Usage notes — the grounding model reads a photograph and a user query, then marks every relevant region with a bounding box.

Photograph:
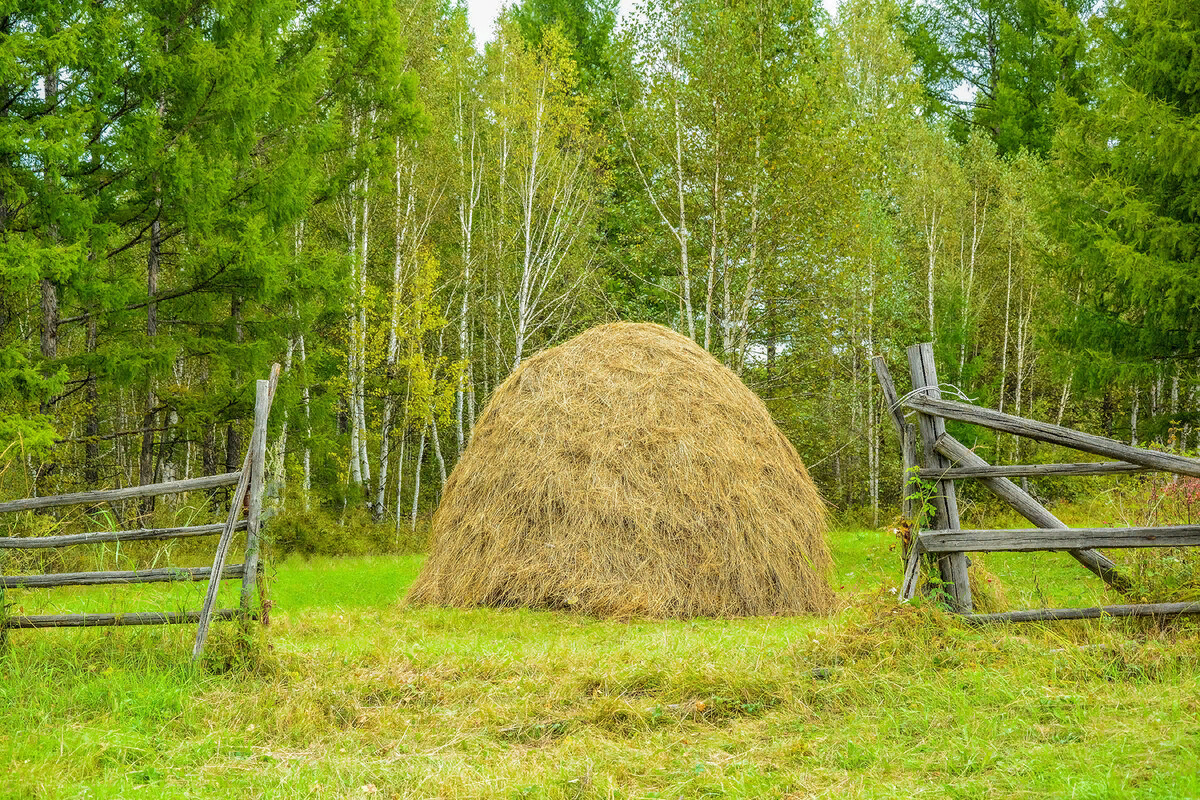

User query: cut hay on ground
[408,322,833,618]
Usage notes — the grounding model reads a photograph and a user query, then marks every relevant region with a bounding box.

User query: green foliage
[1049,0,1200,384]
[902,0,1092,155]
[266,504,427,558]
[509,0,618,87]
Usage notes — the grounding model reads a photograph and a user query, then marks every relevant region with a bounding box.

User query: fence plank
[906,343,972,611]
[920,525,1200,553]
[903,395,1200,478]
[919,461,1149,480]
[933,434,1128,592]
[964,602,1200,624]
[6,609,243,629]
[0,564,244,589]
[0,472,241,515]
[0,521,246,550]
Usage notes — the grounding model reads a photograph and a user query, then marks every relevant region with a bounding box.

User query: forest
[2,0,1197,529]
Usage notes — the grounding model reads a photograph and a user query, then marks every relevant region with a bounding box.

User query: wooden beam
[899,540,924,600]
[918,461,1149,480]
[240,377,271,621]
[0,521,246,550]
[0,564,244,589]
[0,472,241,515]
[963,602,1200,624]
[5,609,244,629]
[907,343,972,611]
[903,395,1200,479]
[872,355,908,436]
[194,363,281,661]
[0,566,243,592]
[920,525,1200,553]
[872,355,919,520]
[933,434,1128,593]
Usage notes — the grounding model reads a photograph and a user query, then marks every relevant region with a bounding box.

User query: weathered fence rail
[875,343,1200,623]
[0,472,242,514]
[0,365,280,659]
[0,520,247,550]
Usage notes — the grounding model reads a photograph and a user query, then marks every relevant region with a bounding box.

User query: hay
[407,322,834,618]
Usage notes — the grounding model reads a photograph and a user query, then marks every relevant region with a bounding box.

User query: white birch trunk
[410,424,426,531]
[299,334,312,501]
[1013,290,1029,462]
[924,199,939,341]
[455,96,481,454]
[346,116,362,489]
[999,220,1013,414]
[704,101,720,353]
[959,188,986,377]
[432,417,447,487]
[1056,375,1072,426]
[1131,388,1140,447]
[356,132,373,490]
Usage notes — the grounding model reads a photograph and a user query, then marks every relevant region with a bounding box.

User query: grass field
[2,528,1200,798]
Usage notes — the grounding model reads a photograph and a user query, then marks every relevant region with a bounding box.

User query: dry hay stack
[408,322,833,618]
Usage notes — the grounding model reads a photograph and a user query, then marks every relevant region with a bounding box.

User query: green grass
[2,533,1199,798]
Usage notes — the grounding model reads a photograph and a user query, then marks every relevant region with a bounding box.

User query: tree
[510,0,619,88]
[903,0,1093,155]
[483,18,603,369]
[1049,0,1200,437]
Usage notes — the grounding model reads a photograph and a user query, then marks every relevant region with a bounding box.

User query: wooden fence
[0,364,280,660]
[874,343,1200,623]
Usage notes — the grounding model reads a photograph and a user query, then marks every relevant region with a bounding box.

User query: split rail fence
[0,364,280,660]
[875,343,1200,623]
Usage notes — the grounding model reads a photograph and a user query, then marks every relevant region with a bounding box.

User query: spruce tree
[1050,0,1200,384]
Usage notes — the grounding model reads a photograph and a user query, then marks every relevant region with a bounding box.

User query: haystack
[408,322,833,618]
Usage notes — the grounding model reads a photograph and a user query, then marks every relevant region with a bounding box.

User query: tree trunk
[84,315,99,487]
[410,424,427,531]
[1131,388,1140,447]
[671,15,693,340]
[704,98,720,353]
[298,334,312,502]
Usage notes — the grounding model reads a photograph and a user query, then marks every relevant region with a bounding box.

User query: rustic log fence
[0,364,280,661]
[875,343,1200,623]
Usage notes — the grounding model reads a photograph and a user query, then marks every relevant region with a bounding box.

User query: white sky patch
[465,0,840,49]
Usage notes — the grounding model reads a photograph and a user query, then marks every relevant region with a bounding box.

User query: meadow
[2,525,1199,799]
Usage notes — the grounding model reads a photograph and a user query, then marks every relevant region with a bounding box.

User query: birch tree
[486,19,603,369]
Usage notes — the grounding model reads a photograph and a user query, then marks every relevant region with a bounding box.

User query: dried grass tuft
[407,322,834,618]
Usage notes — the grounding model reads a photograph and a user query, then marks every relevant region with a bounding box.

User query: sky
[465,0,840,48]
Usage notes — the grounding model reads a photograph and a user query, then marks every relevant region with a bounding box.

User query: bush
[265,504,428,558]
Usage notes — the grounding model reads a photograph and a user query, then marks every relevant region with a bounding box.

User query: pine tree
[1050,0,1200,387]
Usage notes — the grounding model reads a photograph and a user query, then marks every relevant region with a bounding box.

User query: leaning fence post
[872,356,920,524]
[239,378,270,624]
[906,343,972,612]
[193,363,280,662]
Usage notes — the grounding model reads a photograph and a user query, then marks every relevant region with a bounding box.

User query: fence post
[906,342,972,612]
[872,356,920,525]
[193,363,280,662]
[239,379,270,624]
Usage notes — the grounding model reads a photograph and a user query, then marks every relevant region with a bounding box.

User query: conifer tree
[1050,0,1200,386]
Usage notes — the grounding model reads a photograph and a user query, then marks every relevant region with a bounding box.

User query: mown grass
[2,531,1200,798]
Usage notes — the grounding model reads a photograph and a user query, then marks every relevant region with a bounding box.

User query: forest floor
[2,529,1199,798]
